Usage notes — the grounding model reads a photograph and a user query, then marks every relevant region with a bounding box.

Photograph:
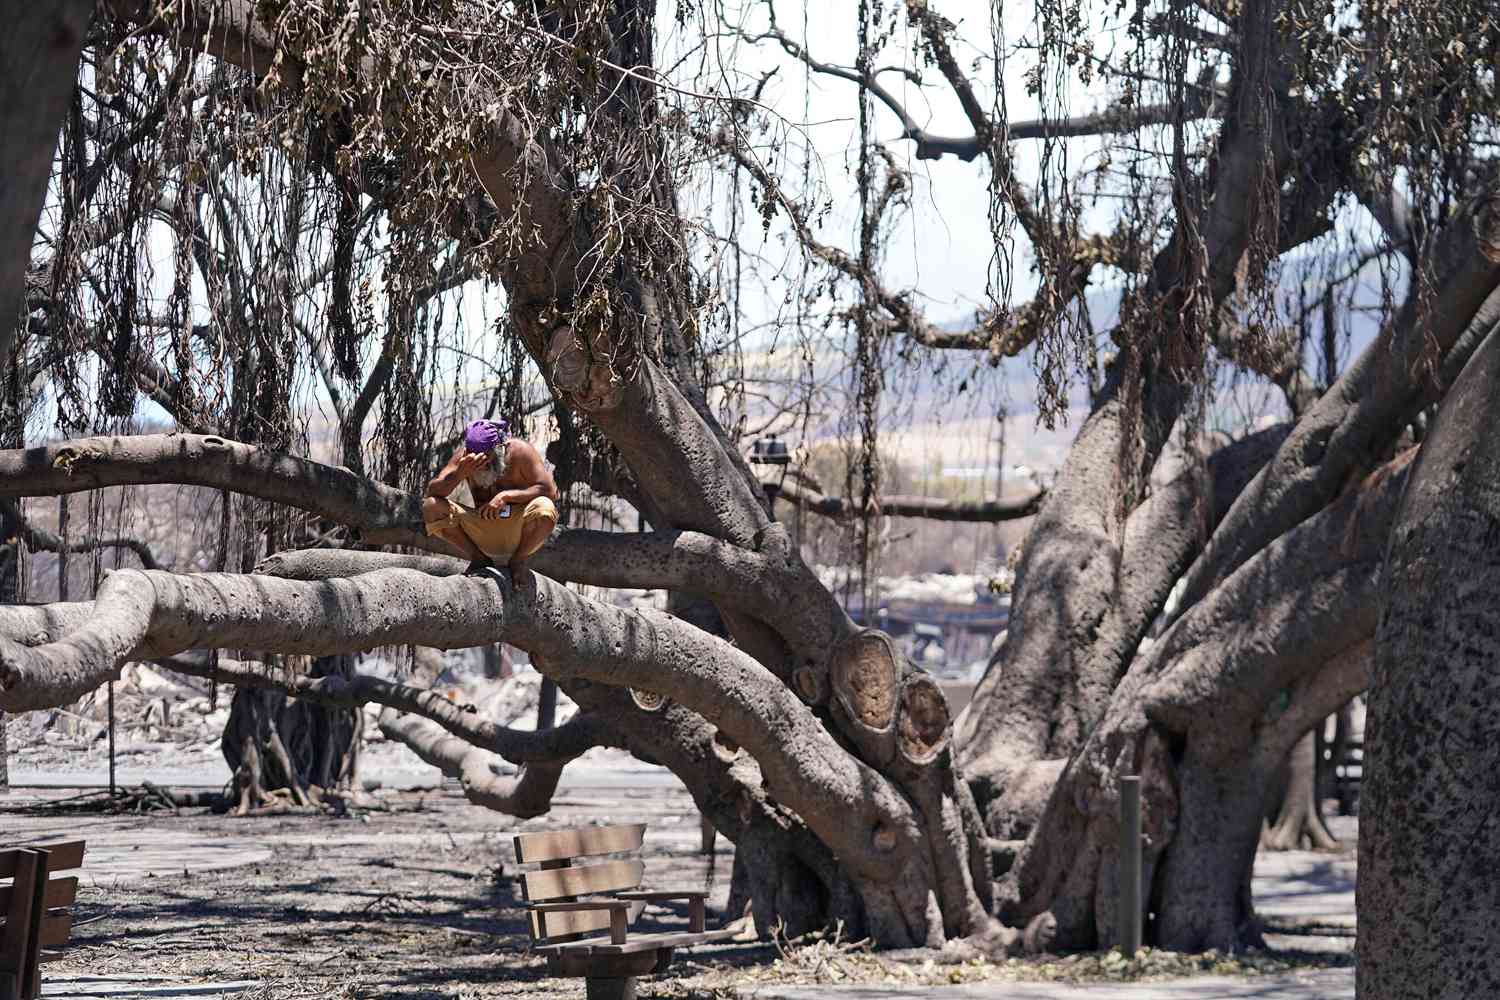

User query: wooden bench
[515,823,734,1000]
[0,841,86,1000]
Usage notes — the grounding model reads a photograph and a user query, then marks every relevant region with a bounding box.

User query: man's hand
[428,447,495,500]
[480,492,515,519]
[456,451,490,478]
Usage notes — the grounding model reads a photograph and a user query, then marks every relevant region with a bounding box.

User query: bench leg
[584,976,636,1000]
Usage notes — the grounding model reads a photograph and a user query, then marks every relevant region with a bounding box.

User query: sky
[663,0,1119,329]
[39,0,1400,469]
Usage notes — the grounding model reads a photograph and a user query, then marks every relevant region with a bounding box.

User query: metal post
[1119,775,1142,956]
[107,680,116,798]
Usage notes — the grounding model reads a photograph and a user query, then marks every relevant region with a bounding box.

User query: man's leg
[508,498,558,585]
[423,496,488,566]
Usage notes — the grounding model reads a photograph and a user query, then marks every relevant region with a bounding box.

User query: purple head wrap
[463,418,510,454]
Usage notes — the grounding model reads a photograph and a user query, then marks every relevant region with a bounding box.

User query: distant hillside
[740,259,1396,481]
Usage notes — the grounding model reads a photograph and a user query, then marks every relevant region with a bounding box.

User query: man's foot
[508,559,533,589]
[464,558,492,575]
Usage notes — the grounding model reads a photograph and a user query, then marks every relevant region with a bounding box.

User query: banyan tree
[0,0,1497,962]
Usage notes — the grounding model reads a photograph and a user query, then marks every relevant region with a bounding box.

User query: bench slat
[528,900,633,913]
[0,842,85,878]
[612,890,708,901]
[521,860,643,902]
[513,824,646,864]
[0,877,78,915]
[36,912,72,950]
[529,900,645,941]
[535,926,737,957]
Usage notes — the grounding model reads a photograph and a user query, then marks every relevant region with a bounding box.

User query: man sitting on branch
[423,418,559,583]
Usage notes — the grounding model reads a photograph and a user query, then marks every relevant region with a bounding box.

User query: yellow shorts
[425,495,557,562]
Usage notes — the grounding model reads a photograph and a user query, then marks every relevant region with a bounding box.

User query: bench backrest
[0,840,86,1000]
[514,824,647,942]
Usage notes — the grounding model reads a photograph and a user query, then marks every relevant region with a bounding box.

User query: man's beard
[469,446,508,490]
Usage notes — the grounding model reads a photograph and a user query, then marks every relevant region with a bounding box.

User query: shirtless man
[422,419,559,583]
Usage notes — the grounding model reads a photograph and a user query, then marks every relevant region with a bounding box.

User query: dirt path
[6,783,748,998]
[2,783,1354,999]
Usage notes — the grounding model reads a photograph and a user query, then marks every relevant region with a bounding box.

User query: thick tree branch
[256,549,467,580]
[1254,640,1371,769]
[155,650,607,765]
[0,567,926,890]
[0,434,429,549]
[377,707,568,818]
[1174,188,1500,614]
[255,527,841,669]
[1141,450,1413,753]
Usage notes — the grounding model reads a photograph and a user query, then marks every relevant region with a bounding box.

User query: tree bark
[1261,732,1339,852]
[0,0,92,361]
[0,564,989,946]
[220,654,362,811]
[1174,191,1500,613]
[1359,321,1500,999]
[1001,456,1405,952]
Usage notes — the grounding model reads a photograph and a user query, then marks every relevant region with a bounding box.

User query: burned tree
[0,0,1497,956]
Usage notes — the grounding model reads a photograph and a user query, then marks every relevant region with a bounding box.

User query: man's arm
[428,447,478,498]
[485,441,559,511]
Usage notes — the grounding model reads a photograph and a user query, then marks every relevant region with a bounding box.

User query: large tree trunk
[998,447,1398,951]
[1261,731,1338,852]
[0,498,14,794]
[0,554,998,948]
[221,654,362,813]
[0,0,92,361]
[1359,322,1500,998]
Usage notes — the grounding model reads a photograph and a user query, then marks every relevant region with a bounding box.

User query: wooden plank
[18,851,46,1000]
[585,927,738,955]
[612,890,708,901]
[541,927,737,957]
[35,914,70,950]
[527,900,644,941]
[0,842,84,879]
[520,860,643,902]
[513,824,645,864]
[0,850,41,977]
[528,900,633,913]
[0,878,77,915]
